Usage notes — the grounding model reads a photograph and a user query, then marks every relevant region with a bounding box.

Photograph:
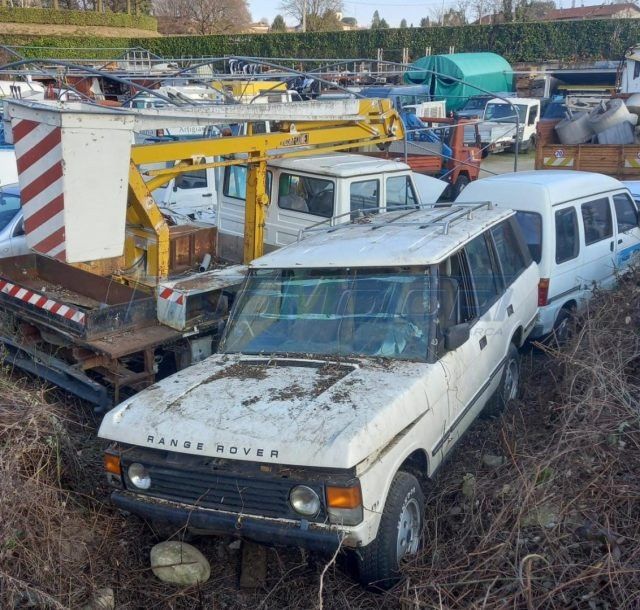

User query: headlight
[289,485,320,517]
[128,462,151,490]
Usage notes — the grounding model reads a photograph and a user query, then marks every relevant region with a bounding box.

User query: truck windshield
[485,103,527,123]
[221,268,433,361]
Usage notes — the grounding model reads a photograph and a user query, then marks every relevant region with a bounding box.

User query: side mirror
[444,322,471,351]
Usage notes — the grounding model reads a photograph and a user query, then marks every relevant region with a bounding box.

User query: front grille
[123,460,326,522]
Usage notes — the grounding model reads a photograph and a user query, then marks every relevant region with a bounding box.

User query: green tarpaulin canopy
[404,52,514,111]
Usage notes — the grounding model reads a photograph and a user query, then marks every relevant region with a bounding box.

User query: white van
[457,171,640,339]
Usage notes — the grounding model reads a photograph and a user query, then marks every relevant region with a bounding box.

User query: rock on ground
[150,541,211,586]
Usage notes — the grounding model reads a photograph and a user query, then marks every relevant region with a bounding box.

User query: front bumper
[112,491,342,553]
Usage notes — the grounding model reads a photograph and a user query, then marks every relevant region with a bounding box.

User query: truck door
[612,191,640,269]
[578,196,617,291]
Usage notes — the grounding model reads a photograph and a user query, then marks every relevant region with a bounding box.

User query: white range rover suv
[99,202,539,587]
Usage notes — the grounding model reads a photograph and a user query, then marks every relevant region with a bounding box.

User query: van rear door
[612,191,640,269]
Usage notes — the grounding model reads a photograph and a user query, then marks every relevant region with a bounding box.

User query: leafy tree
[271,13,287,31]
[306,8,342,30]
[371,9,381,28]
[400,18,408,27]
[379,17,389,27]
[419,16,430,27]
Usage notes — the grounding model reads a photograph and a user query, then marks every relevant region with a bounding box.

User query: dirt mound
[0,276,639,608]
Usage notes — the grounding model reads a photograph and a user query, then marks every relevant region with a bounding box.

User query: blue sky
[248,0,604,28]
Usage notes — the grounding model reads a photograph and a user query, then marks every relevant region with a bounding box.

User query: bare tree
[279,0,343,25]
[153,0,250,34]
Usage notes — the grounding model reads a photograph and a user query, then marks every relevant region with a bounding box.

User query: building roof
[268,153,410,178]
[457,171,626,208]
[544,3,640,20]
[252,204,513,269]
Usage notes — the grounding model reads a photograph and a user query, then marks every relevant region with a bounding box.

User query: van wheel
[453,174,470,199]
[525,135,536,153]
[356,471,424,589]
[549,307,576,347]
[482,343,520,418]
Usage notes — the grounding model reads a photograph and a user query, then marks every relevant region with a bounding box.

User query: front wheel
[482,342,520,418]
[356,471,424,589]
[453,174,470,199]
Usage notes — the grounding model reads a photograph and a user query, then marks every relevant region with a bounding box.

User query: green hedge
[0,7,156,31]
[0,19,637,63]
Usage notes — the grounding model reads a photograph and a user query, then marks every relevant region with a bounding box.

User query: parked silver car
[0,184,28,258]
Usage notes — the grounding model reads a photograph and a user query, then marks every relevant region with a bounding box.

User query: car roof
[252,204,513,269]
[458,171,626,207]
[268,153,410,178]
[487,97,539,105]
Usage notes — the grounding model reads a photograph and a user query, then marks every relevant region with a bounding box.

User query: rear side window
[514,211,542,263]
[490,220,528,284]
[613,193,639,233]
[555,208,580,264]
[465,233,501,313]
[581,197,613,245]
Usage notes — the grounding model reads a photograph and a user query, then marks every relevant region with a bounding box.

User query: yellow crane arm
[126,98,404,278]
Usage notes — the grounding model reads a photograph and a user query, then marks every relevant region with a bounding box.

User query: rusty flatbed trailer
[535,119,640,177]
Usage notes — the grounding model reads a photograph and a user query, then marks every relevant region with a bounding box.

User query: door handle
[202,193,213,198]
[507,304,514,317]
[618,238,623,244]
[479,335,487,350]
[610,241,614,252]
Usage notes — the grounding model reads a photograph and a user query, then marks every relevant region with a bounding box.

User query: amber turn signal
[326,485,362,509]
[104,453,122,475]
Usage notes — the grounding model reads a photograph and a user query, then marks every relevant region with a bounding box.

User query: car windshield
[485,103,527,123]
[0,191,21,231]
[221,267,433,361]
[463,97,488,110]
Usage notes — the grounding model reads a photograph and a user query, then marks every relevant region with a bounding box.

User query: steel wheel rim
[503,359,519,402]
[396,498,420,561]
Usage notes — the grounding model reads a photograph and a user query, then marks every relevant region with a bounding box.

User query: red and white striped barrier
[13,118,66,260]
[0,278,85,325]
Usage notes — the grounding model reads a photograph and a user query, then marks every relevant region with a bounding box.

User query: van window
[175,168,207,190]
[613,193,639,233]
[490,220,527,283]
[386,176,418,209]
[581,198,613,245]
[278,173,334,218]
[555,207,579,264]
[465,233,500,313]
[350,179,379,216]
[223,165,272,201]
[515,211,542,263]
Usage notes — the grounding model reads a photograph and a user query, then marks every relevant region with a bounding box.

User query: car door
[435,231,505,455]
[612,191,640,270]
[578,196,617,291]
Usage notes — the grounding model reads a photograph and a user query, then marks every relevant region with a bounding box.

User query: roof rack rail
[298,201,494,241]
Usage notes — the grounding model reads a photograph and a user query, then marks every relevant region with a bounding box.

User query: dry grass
[1,275,639,609]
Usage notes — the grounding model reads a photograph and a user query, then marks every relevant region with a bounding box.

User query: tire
[482,343,520,418]
[527,135,536,153]
[453,174,470,199]
[547,307,576,348]
[356,471,424,589]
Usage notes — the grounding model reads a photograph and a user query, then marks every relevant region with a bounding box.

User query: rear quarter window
[555,207,580,264]
[490,218,530,284]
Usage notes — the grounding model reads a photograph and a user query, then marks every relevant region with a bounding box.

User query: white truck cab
[99,202,538,587]
[457,171,640,340]
[479,97,541,153]
[216,153,447,261]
